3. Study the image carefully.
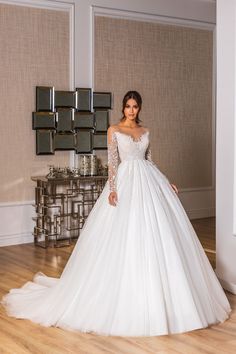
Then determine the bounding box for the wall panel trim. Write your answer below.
[92,7,216,195]
[92,6,215,30]
[0,0,75,245]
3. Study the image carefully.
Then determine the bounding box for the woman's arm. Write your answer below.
[107,127,119,205]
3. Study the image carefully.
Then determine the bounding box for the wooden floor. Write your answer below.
[0,217,235,354]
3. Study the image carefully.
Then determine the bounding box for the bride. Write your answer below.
[1,90,232,337]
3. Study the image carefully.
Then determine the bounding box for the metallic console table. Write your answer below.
[31,175,108,248]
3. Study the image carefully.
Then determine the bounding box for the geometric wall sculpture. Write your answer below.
[32,86,112,155]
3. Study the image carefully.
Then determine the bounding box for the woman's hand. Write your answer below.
[170,183,178,194]
[108,191,118,206]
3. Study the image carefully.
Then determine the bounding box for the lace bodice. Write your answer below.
[107,128,154,192]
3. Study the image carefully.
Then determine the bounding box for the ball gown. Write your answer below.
[1,127,232,337]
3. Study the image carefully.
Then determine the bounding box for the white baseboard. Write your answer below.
[186,207,215,219]
[179,188,215,220]
[0,201,35,247]
[216,276,236,295]
[0,232,33,247]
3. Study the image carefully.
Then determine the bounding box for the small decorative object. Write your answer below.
[46,165,56,179]
[72,167,80,177]
[45,162,106,180]
[102,164,108,176]
[93,92,112,109]
[79,155,90,176]
[46,165,77,179]
[90,155,98,176]
[96,158,108,176]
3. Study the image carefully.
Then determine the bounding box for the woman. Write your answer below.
[1,91,231,337]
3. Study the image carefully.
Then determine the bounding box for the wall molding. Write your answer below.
[216,274,236,295]
[0,0,76,169]
[186,206,215,220]
[0,0,73,11]
[92,6,216,30]
[0,0,75,94]
[0,0,216,247]
[92,6,216,194]
[0,0,75,246]
[0,232,33,247]
[0,202,35,247]
[0,200,34,208]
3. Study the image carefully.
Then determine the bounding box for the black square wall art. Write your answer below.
[33,86,112,155]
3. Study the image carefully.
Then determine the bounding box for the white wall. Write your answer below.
[0,0,216,246]
[215,0,236,294]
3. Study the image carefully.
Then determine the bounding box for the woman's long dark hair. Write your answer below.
[121,91,142,124]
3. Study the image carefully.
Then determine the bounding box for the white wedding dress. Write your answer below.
[1,129,232,337]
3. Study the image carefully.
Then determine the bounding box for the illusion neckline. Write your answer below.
[115,130,149,142]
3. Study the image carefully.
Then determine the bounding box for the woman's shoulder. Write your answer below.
[139,125,149,134]
[107,124,120,134]
[142,125,149,132]
[108,124,120,130]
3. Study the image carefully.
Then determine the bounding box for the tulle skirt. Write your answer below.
[1,159,232,336]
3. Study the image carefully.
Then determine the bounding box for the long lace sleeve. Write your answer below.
[107,128,119,193]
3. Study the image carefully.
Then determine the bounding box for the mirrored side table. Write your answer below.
[31,175,108,248]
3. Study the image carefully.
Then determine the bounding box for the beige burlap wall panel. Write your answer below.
[94,16,213,189]
[0,4,70,202]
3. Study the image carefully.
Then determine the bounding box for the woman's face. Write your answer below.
[123,98,140,121]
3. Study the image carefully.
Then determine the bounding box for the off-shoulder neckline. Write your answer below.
[114,130,149,142]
